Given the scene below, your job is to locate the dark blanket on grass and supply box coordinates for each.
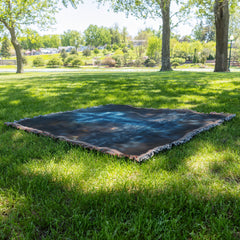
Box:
[5,104,235,162]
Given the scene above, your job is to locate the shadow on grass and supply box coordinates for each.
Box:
[0,71,240,239]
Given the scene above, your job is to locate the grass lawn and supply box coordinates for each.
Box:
[0,71,239,239]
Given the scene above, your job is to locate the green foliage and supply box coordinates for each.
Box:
[71,57,83,67]
[70,48,78,55]
[171,58,186,65]
[47,57,63,68]
[133,58,144,67]
[84,25,111,47]
[112,55,123,67]
[93,48,100,54]
[61,30,83,49]
[64,55,76,66]
[64,55,83,67]
[106,44,112,51]
[112,43,119,51]
[146,36,161,62]
[33,56,45,67]
[144,58,156,67]
[102,57,116,67]
[40,34,61,48]
[60,49,68,60]
[109,24,121,45]
[19,29,42,51]
[0,37,11,59]
[171,62,180,68]
[122,47,128,53]
[82,49,91,57]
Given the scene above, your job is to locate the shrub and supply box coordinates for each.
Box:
[102,57,116,67]
[60,49,68,60]
[94,58,101,66]
[71,57,83,67]
[103,49,108,55]
[171,62,180,68]
[106,45,112,51]
[133,58,143,67]
[112,44,119,51]
[144,58,156,67]
[122,47,128,53]
[112,55,123,67]
[170,58,185,65]
[33,56,45,67]
[94,48,99,54]
[82,49,91,57]
[64,56,75,66]
[47,57,62,68]
[70,48,78,55]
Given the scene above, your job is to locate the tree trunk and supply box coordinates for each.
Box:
[160,0,172,71]
[214,0,229,72]
[9,27,24,73]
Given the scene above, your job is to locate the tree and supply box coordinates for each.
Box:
[0,0,82,73]
[84,25,111,47]
[40,34,61,48]
[20,29,42,51]
[1,36,11,59]
[229,5,240,40]
[109,24,121,46]
[188,0,239,72]
[193,21,215,42]
[61,30,83,49]
[146,36,162,63]
[96,0,177,71]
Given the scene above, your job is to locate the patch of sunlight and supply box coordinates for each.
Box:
[105,95,117,102]
[22,160,87,191]
[180,95,206,103]
[11,131,24,141]
[151,89,162,93]
[9,100,21,105]
[88,163,142,191]
[0,194,11,220]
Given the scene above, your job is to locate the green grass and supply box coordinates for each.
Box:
[0,71,239,239]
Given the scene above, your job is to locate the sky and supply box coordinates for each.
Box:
[40,1,195,37]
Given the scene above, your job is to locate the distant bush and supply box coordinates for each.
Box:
[144,58,156,67]
[82,49,91,57]
[47,57,62,68]
[33,56,45,67]
[94,58,101,66]
[71,57,83,67]
[112,44,119,51]
[60,49,68,60]
[64,55,83,67]
[171,62,180,68]
[170,58,185,65]
[133,58,143,67]
[93,48,99,54]
[112,55,123,67]
[103,49,108,55]
[102,57,116,67]
[106,45,112,51]
[64,56,75,66]
[70,48,78,55]
[122,47,128,53]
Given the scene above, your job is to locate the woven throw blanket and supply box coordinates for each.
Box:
[5,104,235,162]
